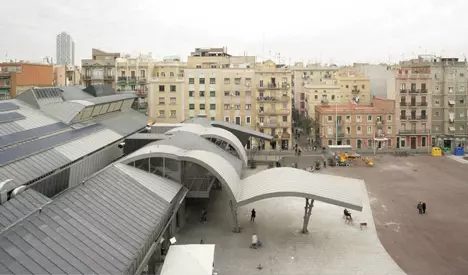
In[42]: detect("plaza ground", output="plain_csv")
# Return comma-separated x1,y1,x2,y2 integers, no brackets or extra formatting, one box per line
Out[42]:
322,155,468,275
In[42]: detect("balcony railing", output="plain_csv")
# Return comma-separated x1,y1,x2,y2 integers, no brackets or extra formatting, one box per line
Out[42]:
257,82,290,90
118,76,128,81
408,102,428,107
398,129,431,135
0,84,10,88
104,75,114,80
351,88,360,94
258,109,291,116
128,77,137,84
400,101,407,106
400,89,428,94
257,122,291,128
138,77,147,83
257,96,290,103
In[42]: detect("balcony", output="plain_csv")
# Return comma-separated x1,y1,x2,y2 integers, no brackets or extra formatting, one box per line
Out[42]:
398,129,431,135
104,75,114,80
257,82,290,90
258,109,291,116
257,122,291,128
400,101,407,106
257,96,290,103
0,84,10,88
406,115,427,121
408,102,428,108
138,77,147,83
128,77,137,84
351,88,360,94
82,75,91,80
405,88,428,94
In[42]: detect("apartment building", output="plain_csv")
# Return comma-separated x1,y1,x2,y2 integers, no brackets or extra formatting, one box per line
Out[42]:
255,60,293,150
0,63,53,100
395,56,468,149
337,73,372,104
149,56,186,123
53,65,81,86
315,98,396,150
81,48,120,88
116,54,152,94
351,63,396,99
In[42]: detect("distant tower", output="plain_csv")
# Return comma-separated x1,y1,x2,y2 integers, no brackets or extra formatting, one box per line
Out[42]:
56,32,75,65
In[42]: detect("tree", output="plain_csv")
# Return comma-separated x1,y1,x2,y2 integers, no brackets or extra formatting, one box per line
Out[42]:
299,116,316,136
292,108,300,125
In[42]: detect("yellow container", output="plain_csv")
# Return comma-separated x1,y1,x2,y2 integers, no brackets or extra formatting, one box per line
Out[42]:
431,147,442,157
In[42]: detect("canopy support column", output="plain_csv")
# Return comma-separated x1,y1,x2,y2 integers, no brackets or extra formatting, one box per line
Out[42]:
302,198,314,234
230,200,241,233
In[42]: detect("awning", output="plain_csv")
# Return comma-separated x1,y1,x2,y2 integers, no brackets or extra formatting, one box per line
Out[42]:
373,137,388,141
448,100,455,105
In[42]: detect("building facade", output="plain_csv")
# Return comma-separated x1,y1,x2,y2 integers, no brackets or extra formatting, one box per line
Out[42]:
149,56,186,123
316,98,396,150
81,48,120,88
0,63,53,99
337,74,372,105
56,32,75,65
351,63,396,99
115,54,152,93
53,65,81,86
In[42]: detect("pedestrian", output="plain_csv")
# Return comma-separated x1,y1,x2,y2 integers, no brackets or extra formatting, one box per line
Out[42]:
417,202,423,215
422,202,426,214
200,238,204,244
201,208,208,222
251,208,256,222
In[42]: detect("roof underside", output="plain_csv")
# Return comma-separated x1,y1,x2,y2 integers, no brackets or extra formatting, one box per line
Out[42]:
0,164,182,275
237,167,363,211
161,245,215,275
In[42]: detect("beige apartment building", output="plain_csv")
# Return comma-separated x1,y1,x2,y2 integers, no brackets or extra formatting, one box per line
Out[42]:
315,98,396,150
255,60,293,150
53,65,81,86
115,54,152,94
81,48,120,88
148,56,186,123
337,74,372,104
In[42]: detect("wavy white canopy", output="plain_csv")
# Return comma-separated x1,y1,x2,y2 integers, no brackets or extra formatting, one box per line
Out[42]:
166,124,248,166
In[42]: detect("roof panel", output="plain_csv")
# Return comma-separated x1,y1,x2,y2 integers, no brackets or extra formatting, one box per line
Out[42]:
211,120,273,141
237,167,364,211
11,100,60,130
0,122,24,136
0,102,19,112
0,112,25,124
40,102,87,124
85,93,136,105
98,110,148,136
0,123,102,166
0,122,68,149
114,163,182,203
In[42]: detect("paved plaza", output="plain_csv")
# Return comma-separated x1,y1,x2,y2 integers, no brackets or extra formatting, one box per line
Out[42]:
175,166,405,275
323,155,468,275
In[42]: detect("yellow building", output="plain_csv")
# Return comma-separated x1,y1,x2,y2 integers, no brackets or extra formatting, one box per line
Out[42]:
254,60,293,150
337,74,372,104
148,56,186,123
115,55,151,93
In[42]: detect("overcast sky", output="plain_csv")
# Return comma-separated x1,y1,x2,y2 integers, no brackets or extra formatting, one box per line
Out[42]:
2,0,468,65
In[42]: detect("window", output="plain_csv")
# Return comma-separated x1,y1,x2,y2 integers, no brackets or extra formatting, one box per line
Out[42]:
327,126,333,135
158,97,165,105
234,104,240,110
161,72,165,77
140,70,145,77
434,99,440,105
346,139,351,145
357,139,362,149
159,85,165,92
367,115,372,121
224,116,230,122
328,140,333,145
356,115,362,122
199,78,205,84
422,136,427,147
362,85,365,89
314,95,318,100
259,80,263,87
245,104,251,110
245,91,252,97
434,111,440,116
357,126,362,134
367,126,373,134
170,110,176,117
210,91,216,97
461,112,464,118
169,97,176,105
387,115,392,121
346,115,351,122
235,78,241,84
224,104,230,110
121,71,126,76
199,104,205,110
210,78,216,84
345,85,349,88
224,78,230,84
246,116,251,124
460,99,465,104
169,72,174,77
235,91,241,96
210,104,216,110
449,87,453,93
189,91,194,97
331,95,335,100
224,91,230,96
282,116,288,122
170,85,176,92
159,110,165,117
189,104,195,110
367,139,373,149
199,91,205,97
189,78,195,84
327,116,333,122
210,117,215,121
387,126,392,133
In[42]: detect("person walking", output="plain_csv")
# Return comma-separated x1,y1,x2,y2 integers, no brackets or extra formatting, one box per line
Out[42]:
417,202,423,215
422,202,427,214
250,208,256,222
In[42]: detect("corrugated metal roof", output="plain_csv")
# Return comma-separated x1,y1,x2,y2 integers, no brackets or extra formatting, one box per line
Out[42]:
0,149,70,186
237,167,364,211
0,189,51,231
0,164,172,275
120,144,240,204
127,133,167,140
41,102,87,124
98,111,148,136
54,129,123,161
160,245,215,275
0,121,24,136
32,88,64,106
85,93,136,105
58,86,92,101
11,100,60,130
114,163,182,203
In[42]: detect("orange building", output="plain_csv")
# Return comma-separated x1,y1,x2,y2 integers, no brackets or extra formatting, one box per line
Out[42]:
315,97,397,150
0,63,53,99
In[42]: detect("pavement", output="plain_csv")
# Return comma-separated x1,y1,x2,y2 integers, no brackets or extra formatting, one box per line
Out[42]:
175,165,405,275
323,155,468,275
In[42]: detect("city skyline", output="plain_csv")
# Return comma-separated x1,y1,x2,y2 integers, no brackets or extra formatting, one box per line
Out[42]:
56,31,75,65
2,0,468,65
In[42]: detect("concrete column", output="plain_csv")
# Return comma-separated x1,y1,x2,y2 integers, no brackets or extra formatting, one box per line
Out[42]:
177,199,187,229
302,198,314,234
230,200,241,233
170,213,177,236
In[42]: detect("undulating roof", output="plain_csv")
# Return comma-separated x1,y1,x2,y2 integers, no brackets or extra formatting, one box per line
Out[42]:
160,245,215,275
0,163,182,275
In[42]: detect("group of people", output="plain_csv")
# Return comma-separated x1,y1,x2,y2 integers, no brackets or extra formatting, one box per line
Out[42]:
417,201,427,215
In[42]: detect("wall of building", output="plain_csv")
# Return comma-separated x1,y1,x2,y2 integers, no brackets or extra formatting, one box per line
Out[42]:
3,64,54,97
53,65,81,86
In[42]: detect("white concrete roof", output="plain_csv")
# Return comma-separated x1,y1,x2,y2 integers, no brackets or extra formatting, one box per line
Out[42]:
167,124,248,165
238,167,363,211
160,245,215,275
